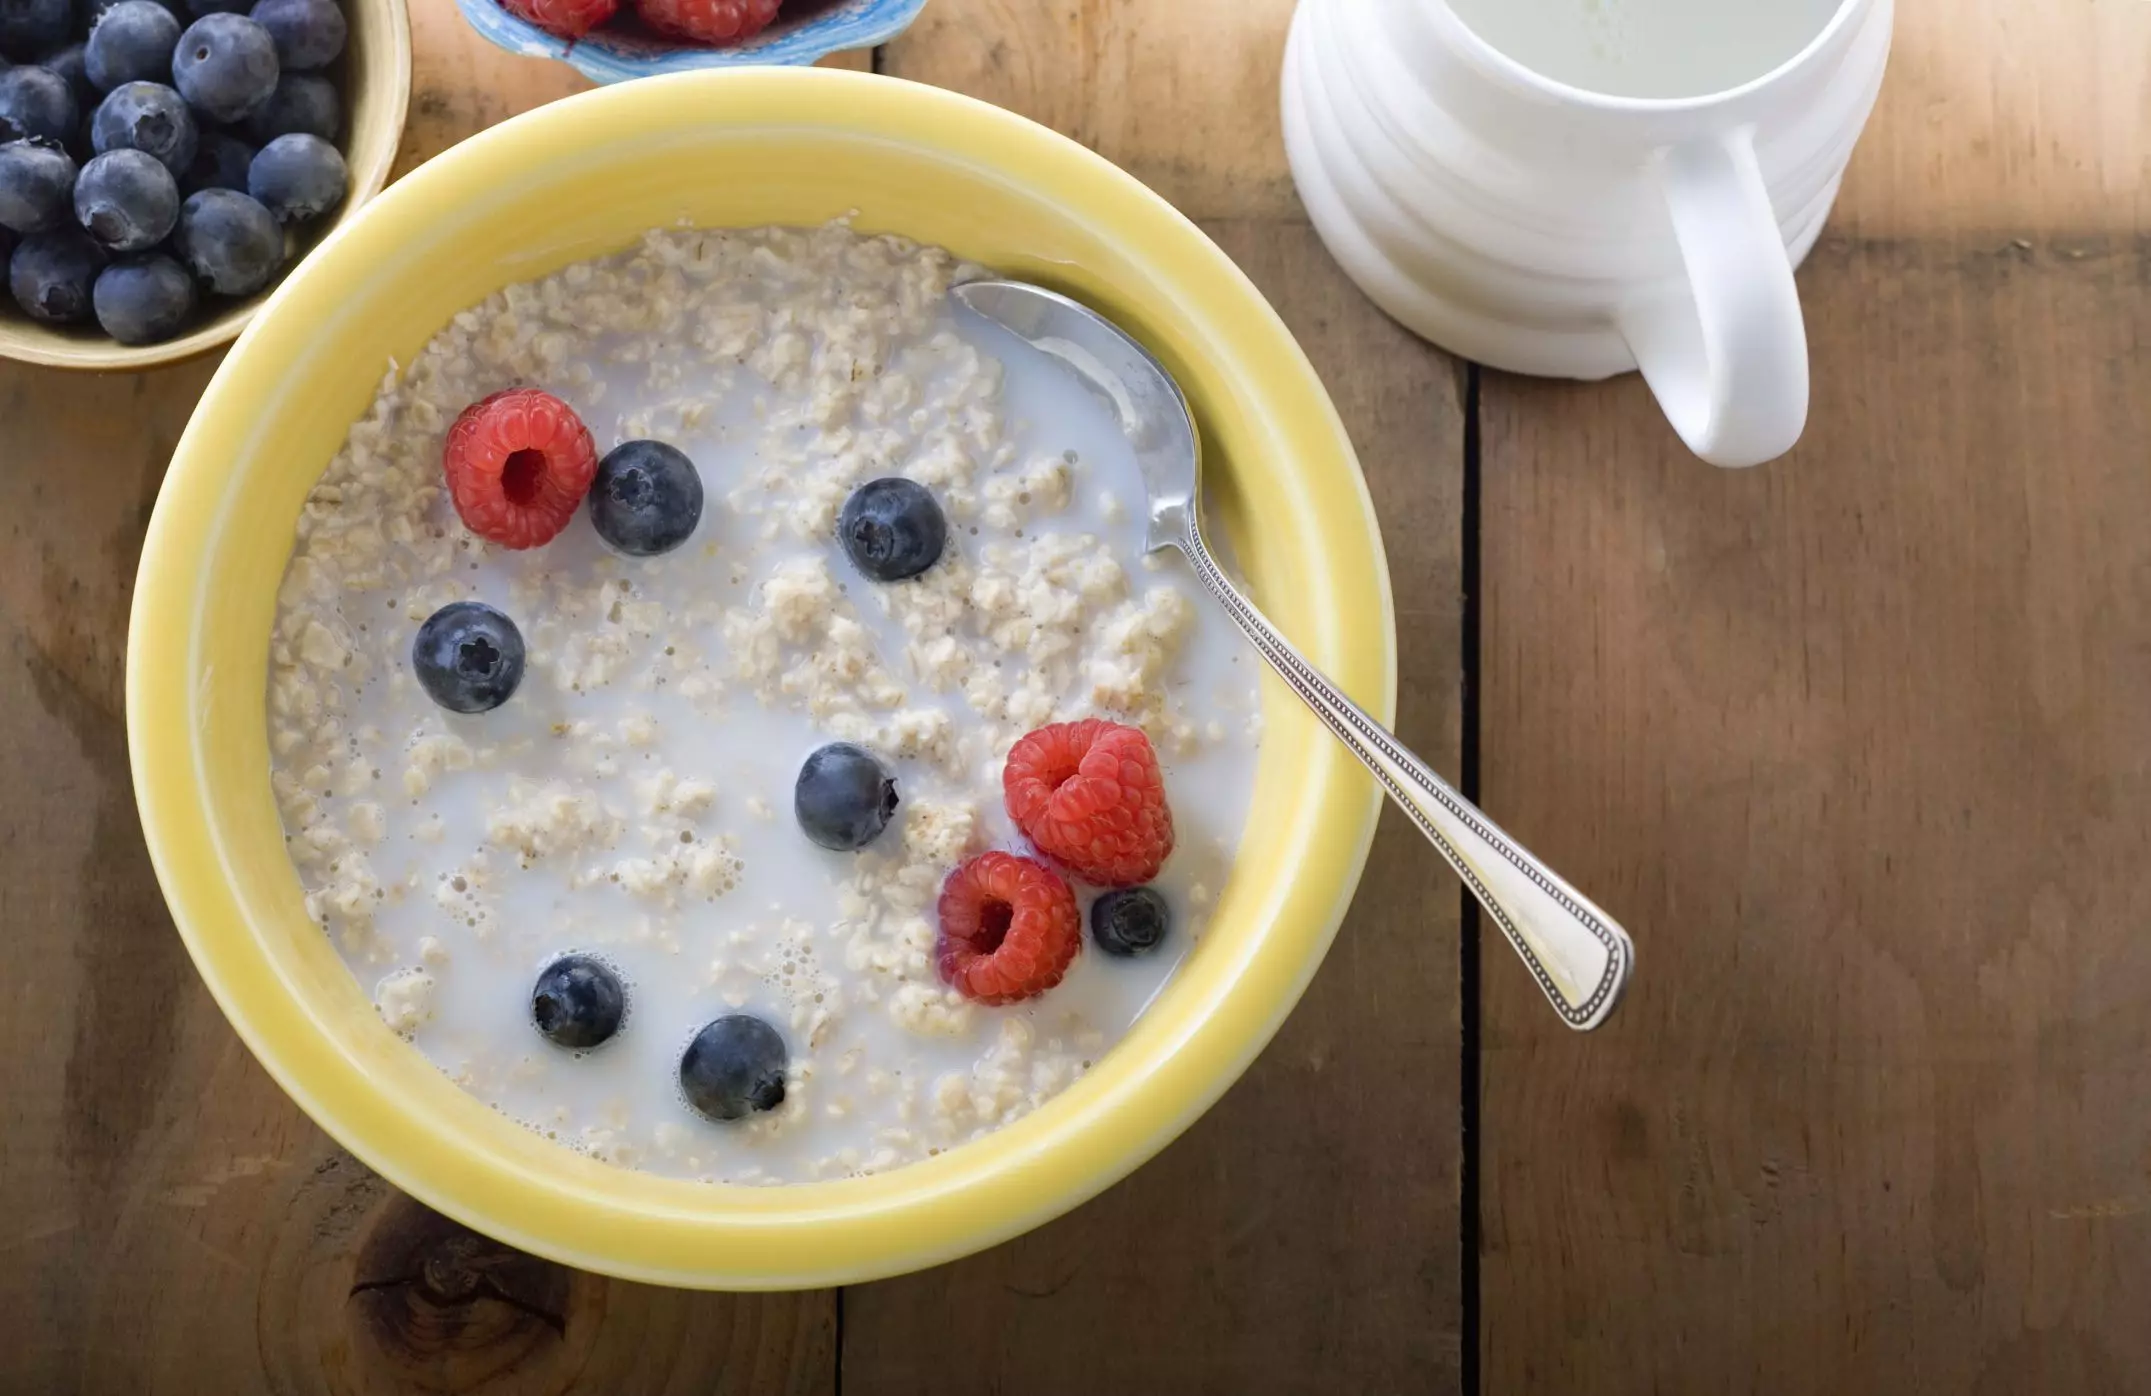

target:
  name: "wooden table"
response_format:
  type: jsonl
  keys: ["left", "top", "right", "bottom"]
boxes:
{"left": 4, "top": 1, "right": 2145, "bottom": 1390}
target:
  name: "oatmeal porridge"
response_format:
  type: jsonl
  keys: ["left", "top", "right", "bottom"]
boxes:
{"left": 267, "top": 222, "right": 1263, "bottom": 1183}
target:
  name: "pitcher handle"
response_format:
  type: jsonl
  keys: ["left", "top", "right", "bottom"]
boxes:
{"left": 1619, "top": 128, "right": 1809, "bottom": 469}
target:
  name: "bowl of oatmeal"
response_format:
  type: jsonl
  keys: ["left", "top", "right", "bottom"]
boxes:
{"left": 129, "top": 67, "right": 1397, "bottom": 1288}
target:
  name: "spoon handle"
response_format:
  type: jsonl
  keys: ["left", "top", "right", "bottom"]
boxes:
{"left": 1177, "top": 528, "right": 1633, "bottom": 1030}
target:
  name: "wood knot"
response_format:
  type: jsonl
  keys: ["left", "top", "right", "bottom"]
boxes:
{"left": 347, "top": 1195, "right": 576, "bottom": 1390}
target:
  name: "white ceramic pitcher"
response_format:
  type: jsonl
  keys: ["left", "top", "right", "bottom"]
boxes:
{"left": 1282, "top": 0, "right": 1893, "bottom": 467}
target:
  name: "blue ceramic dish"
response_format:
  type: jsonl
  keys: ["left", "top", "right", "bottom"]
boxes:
{"left": 454, "top": 0, "right": 925, "bottom": 83}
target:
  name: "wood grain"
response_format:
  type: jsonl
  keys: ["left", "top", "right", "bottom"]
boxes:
{"left": 881, "top": 0, "right": 1301, "bottom": 221}
{"left": 856, "top": 5, "right": 1467, "bottom": 1390}
{"left": 1474, "top": 54, "right": 2151, "bottom": 1396}
{"left": 1841, "top": 0, "right": 2151, "bottom": 237}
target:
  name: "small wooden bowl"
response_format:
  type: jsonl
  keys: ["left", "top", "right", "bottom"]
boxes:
{"left": 0, "top": 0, "right": 412, "bottom": 371}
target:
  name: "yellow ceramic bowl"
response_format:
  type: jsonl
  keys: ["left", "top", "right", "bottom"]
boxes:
{"left": 0, "top": 0, "right": 410, "bottom": 370}
{"left": 128, "top": 68, "right": 1396, "bottom": 1289}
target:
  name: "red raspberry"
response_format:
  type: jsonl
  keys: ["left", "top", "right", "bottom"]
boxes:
{"left": 500, "top": 0, "right": 618, "bottom": 37}
{"left": 936, "top": 852, "right": 1081, "bottom": 1006}
{"left": 441, "top": 389, "right": 598, "bottom": 551}
{"left": 633, "top": 0, "right": 779, "bottom": 43}
{"left": 1003, "top": 719, "right": 1175, "bottom": 887}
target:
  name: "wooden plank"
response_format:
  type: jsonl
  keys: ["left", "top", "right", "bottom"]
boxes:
{"left": 1474, "top": 3, "right": 2151, "bottom": 1380}
{"left": 0, "top": 6, "right": 841, "bottom": 1389}
{"left": 399, "top": 0, "right": 588, "bottom": 171}
{"left": 853, "top": 6, "right": 1466, "bottom": 1390}
{"left": 1840, "top": 0, "right": 2151, "bottom": 237}
{"left": 880, "top": 0, "right": 1302, "bottom": 221}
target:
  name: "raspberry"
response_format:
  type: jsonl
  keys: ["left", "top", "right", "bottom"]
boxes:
{"left": 633, "top": 0, "right": 779, "bottom": 44}
{"left": 936, "top": 852, "right": 1081, "bottom": 1006}
{"left": 1004, "top": 719, "right": 1175, "bottom": 887}
{"left": 441, "top": 389, "right": 598, "bottom": 550}
{"left": 501, "top": 0, "right": 618, "bottom": 37}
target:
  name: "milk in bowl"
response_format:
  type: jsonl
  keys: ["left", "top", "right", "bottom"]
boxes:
{"left": 266, "top": 222, "right": 1261, "bottom": 1184}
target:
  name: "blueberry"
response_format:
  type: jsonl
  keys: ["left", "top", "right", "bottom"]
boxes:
{"left": 73, "top": 145, "right": 174, "bottom": 249}
{"left": 838, "top": 477, "right": 947, "bottom": 582}
{"left": 180, "top": 0, "right": 249, "bottom": 16}
{"left": 0, "top": 136, "right": 74, "bottom": 232}
{"left": 91, "top": 81, "right": 196, "bottom": 175}
{"left": 587, "top": 438, "right": 703, "bottom": 557}
{"left": 172, "top": 184, "right": 276, "bottom": 292}
{"left": 7, "top": 224, "right": 102, "bottom": 321}
{"left": 411, "top": 600, "right": 524, "bottom": 714}
{"left": 678, "top": 1014, "right": 787, "bottom": 1122}
{"left": 0, "top": 0, "right": 69, "bottom": 62}
{"left": 172, "top": 13, "right": 276, "bottom": 123}
{"left": 247, "top": 0, "right": 339, "bottom": 70}
{"left": 91, "top": 250, "right": 194, "bottom": 341}
{"left": 1089, "top": 886, "right": 1172, "bottom": 957}
{"left": 37, "top": 43, "right": 91, "bottom": 105}
{"left": 84, "top": 0, "right": 180, "bottom": 89}
{"left": 178, "top": 123, "right": 246, "bottom": 189}
{"left": 794, "top": 742, "right": 897, "bottom": 852}
{"left": 240, "top": 68, "right": 331, "bottom": 141}
{"left": 0, "top": 64, "right": 75, "bottom": 142}
{"left": 530, "top": 953, "right": 627, "bottom": 1050}
{"left": 244, "top": 128, "right": 335, "bottom": 222}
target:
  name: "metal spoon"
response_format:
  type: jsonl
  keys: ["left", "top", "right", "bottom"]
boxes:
{"left": 955, "top": 279, "right": 1633, "bottom": 1030}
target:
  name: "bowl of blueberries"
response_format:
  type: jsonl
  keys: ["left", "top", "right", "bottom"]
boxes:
{"left": 0, "top": 0, "right": 408, "bottom": 367}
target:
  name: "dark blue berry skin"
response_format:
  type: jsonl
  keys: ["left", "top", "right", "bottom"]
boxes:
{"left": 91, "top": 80, "right": 196, "bottom": 175}
{"left": 181, "top": 0, "right": 248, "bottom": 16}
{"left": 8, "top": 224, "right": 103, "bottom": 322}
{"left": 0, "top": 64, "right": 75, "bottom": 142}
{"left": 73, "top": 145, "right": 174, "bottom": 249}
{"left": 588, "top": 439, "right": 703, "bottom": 557}
{"left": 531, "top": 954, "right": 627, "bottom": 1050}
{"left": 240, "top": 68, "right": 330, "bottom": 140}
{"left": 0, "top": 0, "right": 70, "bottom": 63}
{"left": 0, "top": 136, "right": 75, "bottom": 233}
{"left": 1089, "top": 886, "right": 1172, "bottom": 957}
{"left": 85, "top": 0, "right": 180, "bottom": 89}
{"left": 412, "top": 601, "right": 525, "bottom": 714}
{"left": 244, "top": 128, "right": 335, "bottom": 221}
{"left": 178, "top": 124, "right": 246, "bottom": 190}
{"left": 172, "top": 13, "right": 276, "bottom": 123}
{"left": 92, "top": 250, "right": 192, "bottom": 341}
{"left": 37, "top": 42, "right": 91, "bottom": 105}
{"left": 172, "top": 185, "right": 277, "bottom": 292}
{"left": 838, "top": 477, "right": 947, "bottom": 582}
{"left": 679, "top": 1015, "right": 787, "bottom": 1122}
{"left": 794, "top": 742, "right": 898, "bottom": 851}
{"left": 247, "top": 0, "right": 338, "bottom": 70}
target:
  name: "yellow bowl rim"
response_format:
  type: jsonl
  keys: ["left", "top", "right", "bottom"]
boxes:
{"left": 127, "top": 68, "right": 1397, "bottom": 1288}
